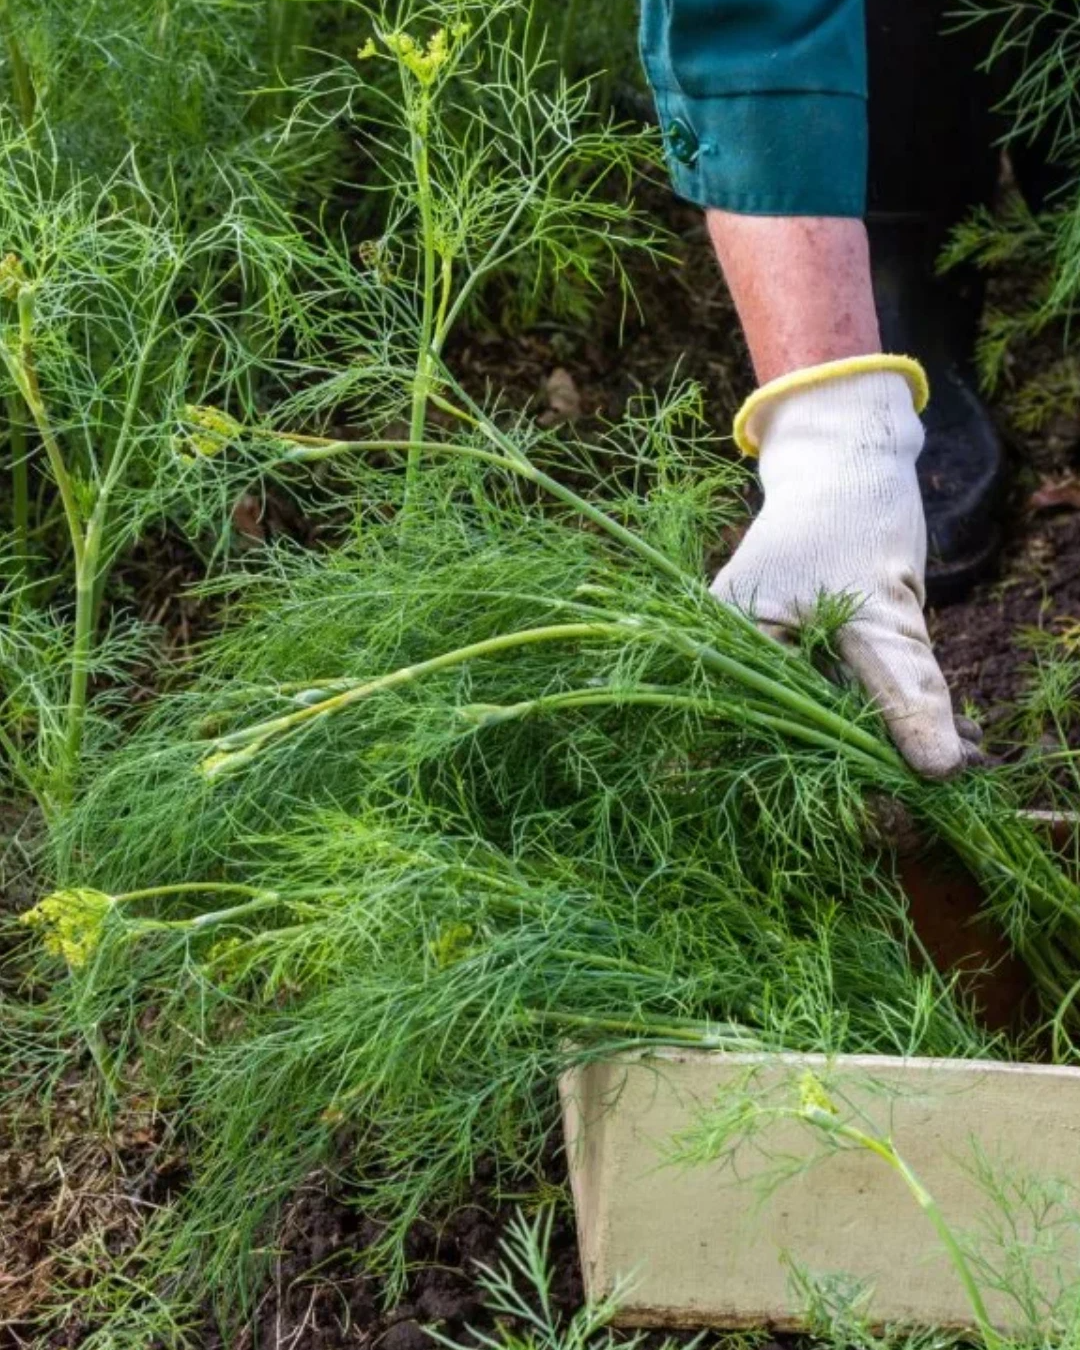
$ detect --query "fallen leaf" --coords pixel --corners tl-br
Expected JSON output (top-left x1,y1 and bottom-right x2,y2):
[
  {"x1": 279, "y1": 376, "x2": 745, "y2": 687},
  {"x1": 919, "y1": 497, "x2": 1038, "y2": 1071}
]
[
  {"x1": 231, "y1": 493, "x2": 267, "y2": 542},
  {"x1": 537, "y1": 367, "x2": 582, "y2": 427},
  {"x1": 1028, "y1": 477, "x2": 1080, "y2": 512}
]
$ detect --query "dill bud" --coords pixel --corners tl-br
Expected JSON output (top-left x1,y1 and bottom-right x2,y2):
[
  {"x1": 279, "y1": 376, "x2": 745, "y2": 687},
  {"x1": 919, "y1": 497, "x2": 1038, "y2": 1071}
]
[
  {"x1": 175, "y1": 404, "x2": 243, "y2": 461},
  {"x1": 797, "y1": 1069, "x2": 839, "y2": 1123},
  {"x1": 0, "y1": 251, "x2": 27, "y2": 301}
]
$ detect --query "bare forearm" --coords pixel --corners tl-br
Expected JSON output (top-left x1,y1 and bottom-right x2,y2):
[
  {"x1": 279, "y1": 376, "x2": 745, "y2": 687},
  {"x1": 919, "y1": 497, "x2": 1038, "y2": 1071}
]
[{"x1": 706, "y1": 211, "x2": 880, "y2": 384}]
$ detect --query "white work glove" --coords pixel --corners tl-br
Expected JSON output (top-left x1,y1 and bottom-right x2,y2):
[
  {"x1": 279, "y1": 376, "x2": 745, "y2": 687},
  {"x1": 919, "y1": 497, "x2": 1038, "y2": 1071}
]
[{"x1": 711, "y1": 357, "x2": 982, "y2": 780}]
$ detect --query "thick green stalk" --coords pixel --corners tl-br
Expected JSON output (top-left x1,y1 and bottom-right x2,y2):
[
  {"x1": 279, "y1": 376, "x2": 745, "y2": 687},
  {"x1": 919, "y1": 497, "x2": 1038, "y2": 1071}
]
[
  {"x1": 0, "y1": 7, "x2": 35, "y2": 130},
  {"x1": 3, "y1": 295, "x2": 84, "y2": 572},
  {"x1": 407, "y1": 90, "x2": 438, "y2": 503},
  {"x1": 530, "y1": 1008, "x2": 767, "y2": 1050},
  {"x1": 202, "y1": 622, "x2": 634, "y2": 773},
  {"x1": 114, "y1": 882, "x2": 270, "y2": 905},
  {"x1": 463, "y1": 687, "x2": 894, "y2": 775},
  {"x1": 60, "y1": 514, "x2": 101, "y2": 804},
  {"x1": 0, "y1": 293, "x2": 98, "y2": 804},
  {"x1": 7, "y1": 391, "x2": 28, "y2": 588},
  {"x1": 280, "y1": 435, "x2": 522, "y2": 476},
  {"x1": 558, "y1": 0, "x2": 582, "y2": 77},
  {"x1": 802, "y1": 1102, "x2": 1002, "y2": 1350},
  {"x1": 144, "y1": 895, "x2": 284, "y2": 934},
  {"x1": 266, "y1": 0, "x2": 297, "y2": 74}
]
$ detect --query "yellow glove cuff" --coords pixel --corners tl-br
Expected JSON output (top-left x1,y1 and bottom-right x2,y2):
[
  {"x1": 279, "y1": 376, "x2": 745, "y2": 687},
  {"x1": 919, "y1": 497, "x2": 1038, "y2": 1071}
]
[{"x1": 732, "y1": 354, "x2": 930, "y2": 458}]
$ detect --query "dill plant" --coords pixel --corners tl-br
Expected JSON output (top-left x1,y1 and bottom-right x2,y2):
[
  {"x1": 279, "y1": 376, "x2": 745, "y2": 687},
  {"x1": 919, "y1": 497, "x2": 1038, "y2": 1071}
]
[
  {"x1": 7, "y1": 0, "x2": 1080, "y2": 1339},
  {"x1": 943, "y1": 2, "x2": 1080, "y2": 426},
  {"x1": 0, "y1": 0, "x2": 325, "y2": 186},
  {"x1": 0, "y1": 125, "x2": 341, "y2": 812}
]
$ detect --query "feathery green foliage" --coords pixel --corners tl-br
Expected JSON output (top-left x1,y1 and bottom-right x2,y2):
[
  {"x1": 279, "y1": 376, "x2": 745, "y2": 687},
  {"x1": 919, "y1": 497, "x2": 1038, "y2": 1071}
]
[
  {"x1": 0, "y1": 126, "x2": 335, "y2": 811},
  {"x1": 944, "y1": 3, "x2": 1080, "y2": 420},
  {"x1": 5, "y1": 1, "x2": 1080, "y2": 1342},
  {"x1": 430, "y1": 1207, "x2": 686, "y2": 1350},
  {"x1": 0, "y1": 0, "x2": 324, "y2": 188}
]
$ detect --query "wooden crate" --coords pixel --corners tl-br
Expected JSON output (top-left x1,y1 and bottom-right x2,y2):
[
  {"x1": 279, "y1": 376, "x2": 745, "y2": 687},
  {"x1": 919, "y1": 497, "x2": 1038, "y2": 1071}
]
[{"x1": 561, "y1": 1050, "x2": 1080, "y2": 1332}]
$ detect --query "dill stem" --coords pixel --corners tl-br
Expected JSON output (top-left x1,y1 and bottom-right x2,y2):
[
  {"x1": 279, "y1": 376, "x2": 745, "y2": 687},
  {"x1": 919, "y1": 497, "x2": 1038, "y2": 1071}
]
[
  {"x1": 407, "y1": 92, "x2": 438, "y2": 506},
  {"x1": 114, "y1": 882, "x2": 270, "y2": 904},
  {"x1": 465, "y1": 687, "x2": 893, "y2": 773},
  {"x1": 810, "y1": 1114, "x2": 1002, "y2": 1350},
  {"x1": 0, "y1": 7, "x2": 35, "y2": 129},
  {"x1": 529, "y1": 1008, "x2": 765, "y2": 1049},
  {"x1": 279, "y1": 435, "x2": 521, "y2": 476},
  {"x1": 145, "y1": 895, "x2": 282, "y2": 932},
  {"x1": 558, "y1": 0, "x2": 581, "y2": 76},
  {"x1": 7, "y1": 391, "x2": 28, "y2": 587},
  {"x1": 4, "y1": 295, "x2": 84, "y2": 572},
  {"x1": 892, "y1": 1154, "x2": 1002, "y2": 1350},
  {"x1": 207, "y1": 622, "x2": 634, "y2": 759},
  {"x1": 0, "y1": 293, "x2": 99, "y2": 804},
  {"x1": 678, "y1": 633, "x2": 903, "y2": 771}
]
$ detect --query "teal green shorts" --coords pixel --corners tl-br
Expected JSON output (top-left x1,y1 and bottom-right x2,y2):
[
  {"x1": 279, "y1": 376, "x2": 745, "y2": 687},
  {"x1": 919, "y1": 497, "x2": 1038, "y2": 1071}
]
[{"x1": 640, "y1": 0, "x2": 868, "y2": 217}]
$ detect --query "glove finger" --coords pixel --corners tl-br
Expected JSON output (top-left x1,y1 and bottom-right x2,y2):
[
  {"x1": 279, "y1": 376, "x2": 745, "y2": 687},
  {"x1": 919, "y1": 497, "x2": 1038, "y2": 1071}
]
[{"x1": 837, "y1": 611, "x2": 968, "y2": 781}]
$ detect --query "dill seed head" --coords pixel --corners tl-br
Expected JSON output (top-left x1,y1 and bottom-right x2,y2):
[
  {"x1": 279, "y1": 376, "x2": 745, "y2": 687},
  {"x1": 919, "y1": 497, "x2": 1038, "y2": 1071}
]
[{"x1": 20, "y1": 888, "x2": 115, "y2": 968}]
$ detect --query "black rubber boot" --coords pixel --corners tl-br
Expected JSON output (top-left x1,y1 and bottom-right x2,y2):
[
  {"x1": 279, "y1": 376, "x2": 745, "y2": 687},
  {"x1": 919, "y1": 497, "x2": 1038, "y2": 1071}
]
[
  {"x1": 870, "y1": 216, "x2": 1008, "y2": 605},
  {"x1": 866, "y1": 1, "x2": 1009, "y2": 604}
]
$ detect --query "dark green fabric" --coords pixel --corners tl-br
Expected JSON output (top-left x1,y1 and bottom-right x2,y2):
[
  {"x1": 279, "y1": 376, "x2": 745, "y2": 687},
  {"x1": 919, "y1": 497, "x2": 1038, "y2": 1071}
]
[{"x1": 640, "y1": 0, "x2": 869, "y2": 217}]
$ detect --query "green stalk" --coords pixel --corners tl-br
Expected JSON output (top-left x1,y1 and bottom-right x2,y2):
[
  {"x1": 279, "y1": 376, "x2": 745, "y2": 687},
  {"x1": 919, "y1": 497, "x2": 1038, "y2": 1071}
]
[
  {"x1": 407, "y1": 87, "x2": 438, "y2": 504},
  {"x1": 0, "y1": 717, "x2": 36, "y2": 805},
  {"x1": 558, "y1": 0, "x2": 582, "y2": 77},
  {"x1": 61, "y1": 513, "x2": 102, "y2": 803},
  {"x1": 203, "y1": 610, "x2": 897, "y2": 779},
  {"x1": 801, "y1": 1099, "x2": 1002, "y2": 1350},
  {"x1": 0, "y1": 290, "x2": 96, "y2": 804},
  {"x1": 266, "y1": 0, "x2": 295, "y2": 73},
  {"x1": 529, "y1": 1008, "x2": 767, "y2": 1050},
  {"x1": 7, "y1": 391, "x2": 28, "y2": 588},
  {"x1": 0, "y1": 6, "x2": 35, "y2": 130},
  {"x1": 114, "y1": 882, "x2": 271, "y2": 905},
  {"x1": 463, "y1": 687, "x2": 894, "y2": 775},
  {"x1": 2, "y1": 294, "x2": 84, "y2": 572},
  {"x1": 202, "y1": 622, "x2": 635, "y2": 774},
  {"x1": 143, "y1": 895, "x2": 284, "y2": 934},
  {"x1": 280, "y1": 435, "x2": 523, "y2": 476}
]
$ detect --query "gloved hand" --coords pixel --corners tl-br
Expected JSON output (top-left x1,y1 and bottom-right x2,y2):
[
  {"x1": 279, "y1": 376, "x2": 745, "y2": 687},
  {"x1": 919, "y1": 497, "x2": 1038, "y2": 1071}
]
[{"x1": 711, "y1": 356, "x2": 983, "y2": 780}]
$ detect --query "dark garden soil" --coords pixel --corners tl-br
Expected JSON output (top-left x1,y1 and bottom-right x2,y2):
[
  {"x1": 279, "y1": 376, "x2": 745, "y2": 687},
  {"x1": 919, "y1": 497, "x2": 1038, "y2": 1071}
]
[{"x1": 3, "y1": 187, "x2": 1080, "y2": 1349}]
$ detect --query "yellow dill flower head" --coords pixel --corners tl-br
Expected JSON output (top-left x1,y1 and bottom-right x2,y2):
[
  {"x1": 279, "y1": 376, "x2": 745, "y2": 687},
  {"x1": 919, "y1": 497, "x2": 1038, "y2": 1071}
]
[
  {"x1": 0, "y1": 252, "x2": 28, "y2": 301},
  {"x1": 357, "y1": 37, "x2": 377, "y2": 60},
  {"x1": 207, "y1": 934, "x2": 246, "y2": 973},
  {"x1": 175, "y1": 404, "x2": 243, "y2": 462},
  {"x1": 797, "y1": 1069, "x2": 839, "y2": 1121},
  {"x1": 381, "y1": 25, "x2": 462, "y2": 85},
  {"x1": 429, "y1": 921, "x2": 474, "y2": 968},
  {"x1": 21, "y1": 888, "x2": 115, "y2": 968}
]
